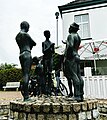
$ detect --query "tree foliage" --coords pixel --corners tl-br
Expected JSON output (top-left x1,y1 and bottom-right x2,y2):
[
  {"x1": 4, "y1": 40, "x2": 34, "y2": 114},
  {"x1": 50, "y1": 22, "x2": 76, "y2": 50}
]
[
  {"x1": 0, "y1": 63, "x2": 17, "y2": 70},
  {"x1": 0, "y1": 68, "x2": 22, "y2": 88},
  {"x1": 53, "y1": 53, "x2": 64, "y2": 71},
  {"x1": 0, "y1": 63, "x2": 22, "y2": 89}
]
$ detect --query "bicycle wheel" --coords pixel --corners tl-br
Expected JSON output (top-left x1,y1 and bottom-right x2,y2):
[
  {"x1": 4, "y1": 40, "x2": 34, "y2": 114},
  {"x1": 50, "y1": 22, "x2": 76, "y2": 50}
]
[{"x1": 59, "y1": 82, "x2": 68, "y2": 96}]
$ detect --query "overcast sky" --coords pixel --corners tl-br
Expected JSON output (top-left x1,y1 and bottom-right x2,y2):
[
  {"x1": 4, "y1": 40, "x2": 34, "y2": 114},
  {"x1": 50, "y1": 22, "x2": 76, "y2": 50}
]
[{"x1": 0, "y1": 0, "x2": 72, "y2": 67}]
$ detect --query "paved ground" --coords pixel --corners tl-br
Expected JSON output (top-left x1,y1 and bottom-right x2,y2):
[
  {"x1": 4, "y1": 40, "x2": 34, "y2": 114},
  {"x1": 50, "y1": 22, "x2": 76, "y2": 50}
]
[
  {"x1": 0, "y1": 91, "x2": 23, "y2": 104},
  {"x1": 0, "y1": 91, "x2": 107, "y2": 105}
]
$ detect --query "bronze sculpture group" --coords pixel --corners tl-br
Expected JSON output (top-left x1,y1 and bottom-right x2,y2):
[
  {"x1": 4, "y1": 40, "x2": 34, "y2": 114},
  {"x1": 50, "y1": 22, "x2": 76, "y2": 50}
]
[{"x1": 16, "y1": 21, "x2": 84, "y2": 102}]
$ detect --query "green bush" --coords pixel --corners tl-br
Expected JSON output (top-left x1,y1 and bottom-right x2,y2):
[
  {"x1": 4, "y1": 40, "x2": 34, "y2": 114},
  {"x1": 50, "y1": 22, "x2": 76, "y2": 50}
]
[
  {"x1": 0, "y1": 68, "x2": 22, "y2": 88},
  {"x1": 53, "y1": 53, "x2": 64, "y2": 71}
]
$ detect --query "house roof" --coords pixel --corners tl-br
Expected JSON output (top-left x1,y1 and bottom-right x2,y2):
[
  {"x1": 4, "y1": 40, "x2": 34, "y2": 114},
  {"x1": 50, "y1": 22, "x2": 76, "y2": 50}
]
[{"x1": 58, "y1": 0, "x2": 107, "y2": 14}]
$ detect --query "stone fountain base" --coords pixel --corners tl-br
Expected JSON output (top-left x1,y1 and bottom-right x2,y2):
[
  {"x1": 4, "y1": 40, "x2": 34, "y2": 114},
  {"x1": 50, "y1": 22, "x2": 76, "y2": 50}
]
[{"x1": 10, "y1": 96, "x2": 99, "y2": 120}]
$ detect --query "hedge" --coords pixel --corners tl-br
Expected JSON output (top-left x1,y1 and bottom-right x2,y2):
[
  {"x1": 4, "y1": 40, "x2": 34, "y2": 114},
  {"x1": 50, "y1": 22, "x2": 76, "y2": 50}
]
[{"x1": 0, "y1": 68, "x2": 22, "y2": 88}]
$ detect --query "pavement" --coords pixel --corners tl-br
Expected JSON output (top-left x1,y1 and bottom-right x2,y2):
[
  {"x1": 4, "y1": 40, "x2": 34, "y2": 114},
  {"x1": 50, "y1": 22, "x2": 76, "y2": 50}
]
[
  {"x1": 0, "y1": 91, "x2": 23, "y2": 104},
  {"x1": 0, "y1": 91, "x2": 107, "y2": 105}
]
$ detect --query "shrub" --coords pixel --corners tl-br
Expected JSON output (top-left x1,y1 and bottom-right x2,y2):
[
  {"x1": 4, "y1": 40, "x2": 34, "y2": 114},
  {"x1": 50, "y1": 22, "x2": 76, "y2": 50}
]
[{"x1": 0, "y1": 68, "x2": 22, "y2": 88}]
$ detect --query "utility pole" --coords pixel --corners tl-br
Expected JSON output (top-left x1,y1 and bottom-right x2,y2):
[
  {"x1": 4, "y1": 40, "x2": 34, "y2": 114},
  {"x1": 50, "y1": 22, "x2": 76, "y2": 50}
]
[{"x1": 55, "y1": 12, "x2": 59, "y2": 47}]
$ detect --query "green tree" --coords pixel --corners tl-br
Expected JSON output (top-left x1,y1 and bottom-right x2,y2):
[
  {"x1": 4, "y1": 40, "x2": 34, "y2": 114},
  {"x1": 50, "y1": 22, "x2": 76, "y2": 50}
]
[
  {"x1": 53, "y1": 53, "x2": 64, "y2": 71},
  {"x1": 0, "y1": 68, "x2": 22, "y2": 89},
  {"x1": 0, "y1": 63, "x2": 21, "y2": 89},
  {"x1": 0, "y1": 63, "x2": 18, "y2": 70}
]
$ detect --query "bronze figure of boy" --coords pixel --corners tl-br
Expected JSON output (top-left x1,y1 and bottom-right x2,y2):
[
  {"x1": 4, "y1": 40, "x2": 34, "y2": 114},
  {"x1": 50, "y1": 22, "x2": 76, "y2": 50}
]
[
  {"x1": 32, "y1": 56, "x2": 45, "y2": 95},
  {"x1": 16, "y1": 21, "x2": 36, "y2": 101},
  {"x1": 42, "y1": 30, "x2": 55, "y2": 95}
]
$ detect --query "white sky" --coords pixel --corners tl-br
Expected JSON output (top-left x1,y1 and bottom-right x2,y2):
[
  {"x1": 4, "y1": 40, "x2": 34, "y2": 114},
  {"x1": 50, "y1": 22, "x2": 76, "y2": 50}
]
[{"x1": 0, "y1": 0, "x2": 72, "y2": 67}]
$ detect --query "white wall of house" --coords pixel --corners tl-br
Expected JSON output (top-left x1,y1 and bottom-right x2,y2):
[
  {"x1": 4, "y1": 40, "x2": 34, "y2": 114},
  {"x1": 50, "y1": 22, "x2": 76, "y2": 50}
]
[
  {"x1": 89, "y1": 6, "x2": 107, "y2": 40},
  {"x1": 62, "y1": 3, "x2": 107, "y2": 41}
]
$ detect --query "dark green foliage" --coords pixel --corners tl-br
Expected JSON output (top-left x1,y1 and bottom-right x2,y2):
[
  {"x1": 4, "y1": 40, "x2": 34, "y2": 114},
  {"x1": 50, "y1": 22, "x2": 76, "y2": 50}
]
[
  {"x1": 53, "y1": 53, "x2": 64, "y2": 71},
  {"x1": 0, "y1": 68, "x2": 22, "y2": 88},
  {"x1": 0, "y1": 63, "x2": 17, "y2": 70}
]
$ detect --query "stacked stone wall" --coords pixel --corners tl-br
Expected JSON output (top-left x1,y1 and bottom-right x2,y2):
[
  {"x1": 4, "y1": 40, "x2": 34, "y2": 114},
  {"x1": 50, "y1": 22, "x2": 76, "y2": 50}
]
[
  {"x1": 10, "y1": 96, "x2": 99, "y2": 120},
  {"x1": 98, "y1": 100, "x2": 107, "y2": 120},
  {"x1": 0, "y1": 104, "x2": 10, "y2": 120}
]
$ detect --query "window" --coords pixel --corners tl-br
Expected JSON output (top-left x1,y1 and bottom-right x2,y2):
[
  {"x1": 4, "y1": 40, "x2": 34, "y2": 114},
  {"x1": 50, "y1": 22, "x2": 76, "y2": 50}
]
[{"x1": 74, "y1": 13, "x2": 90, "y2": 39}]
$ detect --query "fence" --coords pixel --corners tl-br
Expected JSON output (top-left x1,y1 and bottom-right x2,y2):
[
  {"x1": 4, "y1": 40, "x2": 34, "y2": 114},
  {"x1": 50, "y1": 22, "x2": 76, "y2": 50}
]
[
  {"x1": 83, "y1": 75, "x2": 107, "y2": 99},
  {"x1": 60, "y1": 73, "x2": 107, "y2": 99}
]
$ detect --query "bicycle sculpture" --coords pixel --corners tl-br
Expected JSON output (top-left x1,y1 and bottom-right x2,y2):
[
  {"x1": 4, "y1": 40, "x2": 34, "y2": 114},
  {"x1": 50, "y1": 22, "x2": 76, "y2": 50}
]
[
  {"x1": 28, "y1": 68, "x2": 68, "y2": 97},
  {"x1": 28, "y1": 56, "x2": 45, "y2": 97},
  {"x1": 52, "y1": 70, "x2": 68, "y2": 96}
]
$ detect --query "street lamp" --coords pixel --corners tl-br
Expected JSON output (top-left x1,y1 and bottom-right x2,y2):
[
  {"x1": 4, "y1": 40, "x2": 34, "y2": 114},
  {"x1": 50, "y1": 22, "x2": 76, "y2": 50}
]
[{"x1": 55, "y1": 12, "x2": 59, "y2": 47}]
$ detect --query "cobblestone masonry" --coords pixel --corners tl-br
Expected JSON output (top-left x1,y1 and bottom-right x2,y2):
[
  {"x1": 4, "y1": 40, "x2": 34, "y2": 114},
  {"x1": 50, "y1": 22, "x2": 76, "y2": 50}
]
[
  {"x1": 0, "y1": 104, "x2": 10, "y2": 120},
  {"x1": 98, "y1": 100, "x2": 107, "y2": 120},
  {"x1": 10, "y1": 96, "x2": 99, "y2": 120}
]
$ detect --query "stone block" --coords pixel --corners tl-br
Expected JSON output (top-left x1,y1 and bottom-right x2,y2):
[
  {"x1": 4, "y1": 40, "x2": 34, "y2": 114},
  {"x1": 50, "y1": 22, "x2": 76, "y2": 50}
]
[
  {"x1": 11, "y1": 101, "x2": 25, "y2": 112},
  {"x1": 18, "y1": 103, "x2": 25, "y2": 112},
  {"x1": 69, "y1": 114, "x2": 77, "y2": 120},
  {"x1": 0, "y1": 116, "x2": 8, "y2": 120},
  {"x1": 42, "y1": 103, "x2": 51, "y2": 113},
  {"x1": 52, "y1": 103, "x2": 61, "y2": 113},
  {"x1": 1, "y1": 105, "x2": 9, "y2": 109},
  {"x1": 86, "y1": 111, "x2": 91, "y2": 119},
  {"x1": 46, "y1": 114, "x2": 67, "y2": 120},
  {"x1": 28, "y1": 114, "x2": 36, "y2": 120},
  {"x1": 9, "y1": 110, "x2": 14, "y2": 119},
  {"x1": 100, "y1": 115, "x2": 107, "y2": 120},
  {"x1": 18, "y1": 112, "x2": 26, "y2": 120},
  {"x1": 13, "y1": 111, "x2": 18, "y2": 120},
  {"x1": 104, "y1": 104, "x2": 107, "y2": 109},
  {"x1": 78, "y1": 112, "x2": 86, "y2": 120},
  {"x1": 87, "y1": 101, "x2": 92, "y2": 110},
  {"x1": 92, "y1": 100, "x2": 98, "y2": 109},
  {"x1": 81, "y1": 102, "x2": 87, "y2": 111},
  {"x1": 92, "y1": 109, "x2": 99, "y2": 119},
  {"x1": 0, "y1": 109, "x2": 4, "y2": 115},
  {"x1": 3, "y1": 108, "x2": 9, "y2": 115},
  {"x1": 38, "y1": 114, "x2": 44, "y2": 120},
  {"x1": 10, "y1": 102, "x2": 17, "y2": 111},
  {"x1": 32, "y1": 103, "x2": 41, "y2": 113},
  {"x1": 61, "y1": 103, "x2": 71, "y2": 113},
  {"x1": 98, "y1": 101, "x2": 104, "y2": 108},
  {"x1": 24, "y1": 103, "x2": 32, "y2": 113},
  {"x1": 98, "y1": 107, "x2": 102, "y2": 113},
  {"x1": 101, "y1": 107, "x2": 107, "y2": 113},
  {"x1": 72, "y1": 103, "x2": 81, "y2": 113}
]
